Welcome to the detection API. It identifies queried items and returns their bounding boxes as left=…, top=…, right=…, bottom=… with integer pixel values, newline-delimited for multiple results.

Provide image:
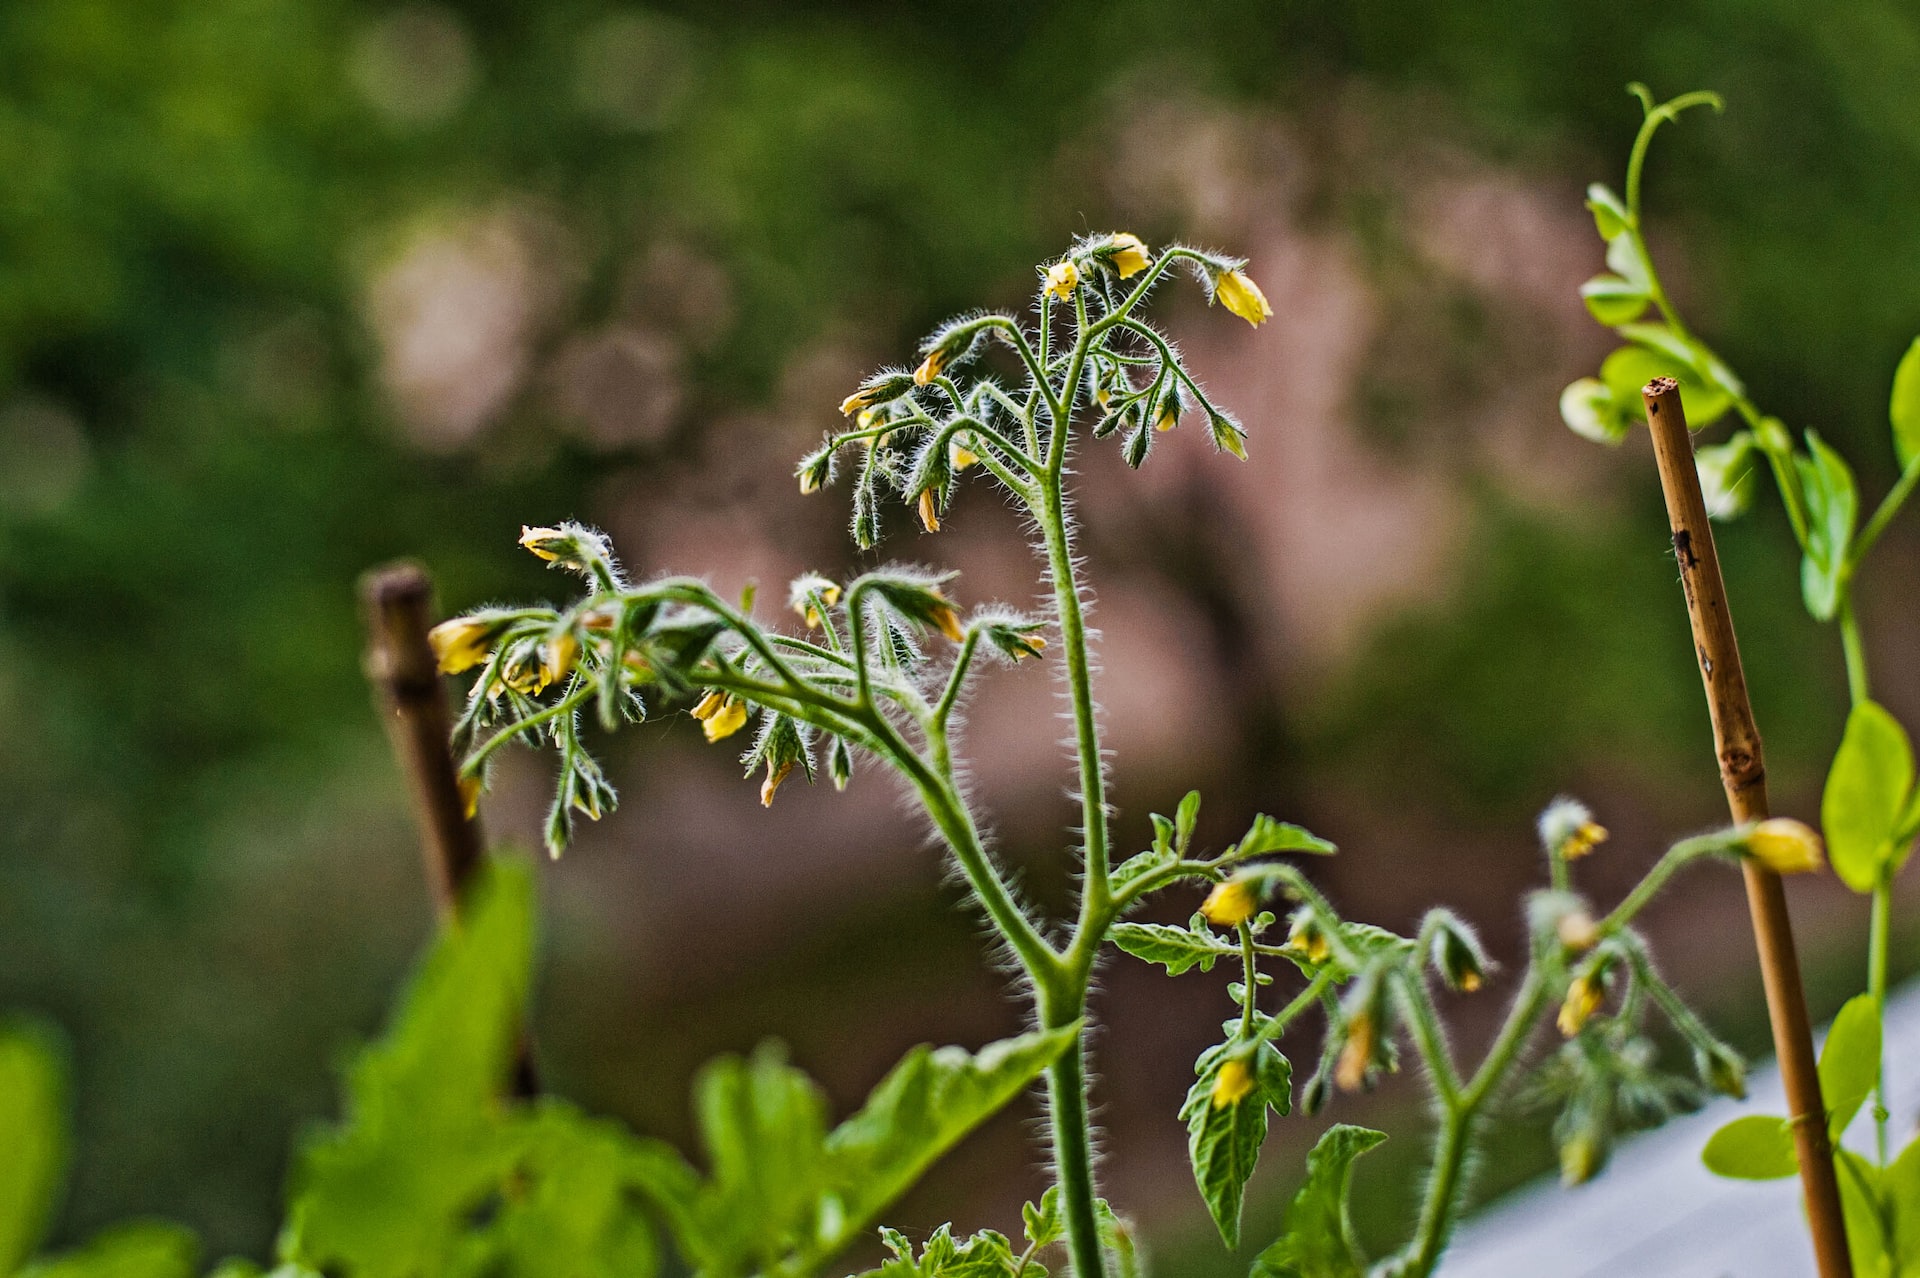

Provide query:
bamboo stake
left=362, top=561, right=540, bottom=1098
left=1641, top=377, right=1850, bottom=1278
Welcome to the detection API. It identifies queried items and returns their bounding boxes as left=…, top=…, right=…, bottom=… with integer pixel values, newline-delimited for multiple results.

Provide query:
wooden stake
left=362, top=561, right=540, bottom=1098
left=1642, top=377, right=1850, bottom=1278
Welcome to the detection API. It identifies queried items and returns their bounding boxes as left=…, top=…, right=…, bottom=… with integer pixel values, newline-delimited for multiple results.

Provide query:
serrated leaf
left=16, top=1223, right=198, bottom=1278
left=1824, top=700, right=1916, bottom=894
left=1701, top=1114, right=1797, bottom=1180
left=1798, top=430, right=1858, bottom=622
left=1249, top=1124, right=1387, bottom=1278
left=1022, top=1187, right=1062, bottom=1248
left=1180, top=1041, right=1292, bottom=1247
left=0, top=1020, right=66, bottom=1274
left=1819, top=995, right=1883, bottom=1141
left=1232, top=814, right=1336, bottom=860
left=691, top=1043, right=831, bottom=1267
left=281, top=860, right=536, bottom=1278
left=815, top=1026, right=1075, bottom=1261
left=1891, top=337, right=1920, bottom=470
left=1110, top=923, right=1237, bottom=975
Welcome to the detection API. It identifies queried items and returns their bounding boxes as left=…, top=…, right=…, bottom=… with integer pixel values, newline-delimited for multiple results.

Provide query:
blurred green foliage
left=4, top=0, right=1920, bottom=1261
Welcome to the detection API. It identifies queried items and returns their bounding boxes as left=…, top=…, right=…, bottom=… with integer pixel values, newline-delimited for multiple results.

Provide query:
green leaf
left=1022, top=1187, right=1062, bottom=1248
left=1798, top=430, right=1859, bottom=622
left=816, top=1026, right=1076, bottom=1260
left=1092, top=1201, right=1140, bottom=1278
left=1180, top=1040, right=1292, bottom=1247
left=688, top=1042, right=832, bottom=1269
left=1586, top=184, right=1630, bottom=240
left=1559, top=377, right=1628, bottom=446
left=1604, top=230, right=1650, bottom=290
left=1701, top=1115, right=1797, bottom=1180
left=16, top=1223, right=197, bottom=1278
left=851, top=1225, right=1022, bottom=1278
left=472, top=1103, right=660, bottom=1278
left=1836, top=1151, right=1891, bottom=1275
left=1695, top=432, right=1757, bottom=521
left=280, top=859, right=536, bottom=1278
left=1890, top=336, right=1920, bottom=470
left=1110, top=922, right=1237, bottom=975
left=1884, top=1136, right=1920, bottom=1269
left=1819, top=995, right=1883, bottom=1141
left=1232, top=814, right=1336, bottom=860
left=1579, top=274, right=1650, bottom=326
left=1603, top=337, right=1732, bottom=427
left=1824, top=700, right=1916, bottom=894
left=1175, top=790, right=1201, bottom=853
left=0, top=1020, right=67, bottom=1274
left=1249, top=1125, right=1388, bottom=1278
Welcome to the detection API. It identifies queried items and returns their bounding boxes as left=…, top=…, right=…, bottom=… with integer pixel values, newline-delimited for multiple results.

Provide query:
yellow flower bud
left=1200, top=878, right=1260, bottom=929
left=428, top=616, right=497, bottom=674
left=917, top=489, right=941, bottom=533
left=1746, top=818, right=1826, bottom=876
left=1105, top=232, right=1151, bottom=279
left=1563, top=820, right=1608, bottom=860
left=458, top=773, right=483, bottom=820
left=1154, top=398, right=1180, bottom=432
left=1557, top=975, right=1604, bottom=1036
left=1211, top=1056, right=1255, bottom=1108
left=1285, top=911, right=1331, bottom=964
left=791, top=581, right=842, bottom=629
left=913, top=347, right=949, bottom=387
left=518, top=525, right=571, bottom=562
left=1214, top=269, right=1272, bottom=327
left=927, top=594, right=966, bottom=643
left=760, top=759, right=795, bottom=807
left=1335, top=1012, right=1375, bottom=1092
left=949, top=440, right=979, bottom=471
left=1045, top=259, right=1080, bottom=302
left=541, top=631, right=579, bottom=687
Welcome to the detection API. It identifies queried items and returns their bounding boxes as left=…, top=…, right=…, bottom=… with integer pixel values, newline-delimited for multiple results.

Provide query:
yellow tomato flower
left=1211, top=1056, right=1255, bottom=1108
left=1558, top=975, right=1605, bottom=1036
left=791, top=582, right=842, bottom=629
left=1746, top=818, right=1826, bottom=875
left=913, top=347, right=949, bottom=387
left=458, top=773, right=483, bottom=820
left=949, top=439, right=979, bottom=471
left=1154, top=398, right=1180, bottom=432
left=1285, top=912, right=1331, bottom=964
left=1214, top=269, right=1272, bottom=326
left=927, top=593, right=966, bottom=643
left=1200, top=878, right=1260, bottom=929
left=518, top=525, right=571, bottom=562
left=1106, top=232, right=1151, bottom=278
left=1563, top=820, right=1609, bottom=860
left=1335, top=1013, right=1375, bottom=1092
left=917, top=489, right=942, bottom=533
left=1045, top=259, right=1080, bottom=302
left=428, top=616, right=496, bottom=674
left=541, top=631, right=579, bottom=687
left=692, top=692, right=748, bottom=743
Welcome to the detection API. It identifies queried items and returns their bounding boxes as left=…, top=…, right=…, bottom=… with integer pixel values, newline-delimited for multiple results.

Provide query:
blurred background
left=5, top=0, right=1920, bottom=1270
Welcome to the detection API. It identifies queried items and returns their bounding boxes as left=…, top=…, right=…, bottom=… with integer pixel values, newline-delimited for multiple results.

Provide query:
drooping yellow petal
left=1210, top=1057, right=1255, bottom=1108
left=917, top=489, right=941, bottom=533
left=518, top=525, right=570, bottom=561
left=928, top=599, right=966, bottom=643
left=913, top=347, right=950, bottom=387
left=428, top=617, right=495, bottom=674
left=1562, top=820, right=1609, bottom=860
left=1557, top=976, right=1604, bottom=1037
left=458, top=773, right=483, bottom=820
left=1200, top=879, right=1259, bottom=929
left=1107, top=232, right=1151, bottom=278
left=702, top=697, right=748, bottom=742
left=1335, top=1013, right=1375, bottom=1092
left=1214, top=269, right=1273, bottom=326
left=1045, top=259, right=1080, bottom=302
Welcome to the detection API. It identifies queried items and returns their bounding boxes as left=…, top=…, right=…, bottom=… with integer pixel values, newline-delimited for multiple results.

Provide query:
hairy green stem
left=1039, top=979, right=1106, bottom=1278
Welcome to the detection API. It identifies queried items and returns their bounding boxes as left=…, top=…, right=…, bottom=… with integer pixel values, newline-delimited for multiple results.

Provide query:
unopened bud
left=1200, top=877, right=1261, bottom=929
left=1745, top=818, right=1825, bottom=876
